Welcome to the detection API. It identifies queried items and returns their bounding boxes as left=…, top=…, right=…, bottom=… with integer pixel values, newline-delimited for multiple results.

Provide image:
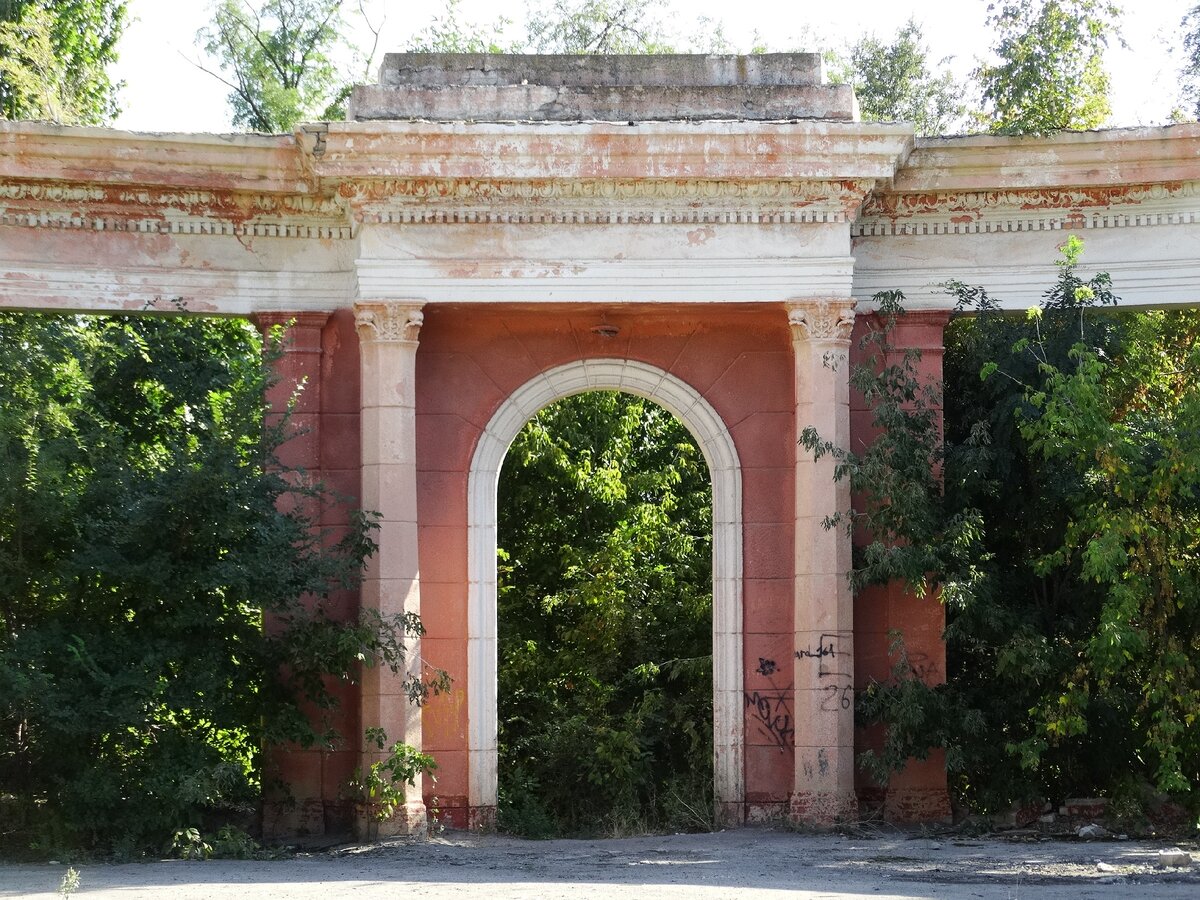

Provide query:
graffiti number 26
left=820, top=684, right=852, bottom=712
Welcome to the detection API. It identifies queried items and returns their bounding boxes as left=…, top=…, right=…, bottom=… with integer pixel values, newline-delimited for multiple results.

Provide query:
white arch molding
left=465, top=358, right=745, bottom=822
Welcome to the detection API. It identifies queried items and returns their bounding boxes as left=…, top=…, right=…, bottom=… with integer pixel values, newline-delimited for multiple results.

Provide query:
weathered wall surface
left=412, top=303, right=795, bottom=826
left=3, top=111, right=1199, bottom=836
left=257, top=310, right=363, bottom=839
left=847, top=311, right=952, bottom=822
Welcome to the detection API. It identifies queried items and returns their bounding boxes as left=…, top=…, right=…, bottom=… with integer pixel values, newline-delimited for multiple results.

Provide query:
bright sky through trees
left=113, top=0, right=1190, bottom=133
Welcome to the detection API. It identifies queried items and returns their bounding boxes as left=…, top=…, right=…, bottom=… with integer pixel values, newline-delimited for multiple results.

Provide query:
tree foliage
left=496, top=392, right=714, bottom=836
left=407, top=0, right=517, bottom=54
left=0, top=312, right=424, bottom=857
left=1004, top=287, right=1200, bottom=795
left=829, top=20, right=965, bottom=136
left=803, top=240, right=1200, bottom=817
left=198, top=0, right=350, bottom=132
left=0, top=0, right=127, bottom=124
left=974, top=0, right=1121, bottom=134
left=1180, top=5, right=1200, bottom=120
left=526, top=0, right=674, bottom=54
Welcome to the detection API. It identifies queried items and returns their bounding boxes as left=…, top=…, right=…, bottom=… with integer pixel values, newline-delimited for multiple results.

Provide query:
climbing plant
left=805, top=240, right=1200, bottom=818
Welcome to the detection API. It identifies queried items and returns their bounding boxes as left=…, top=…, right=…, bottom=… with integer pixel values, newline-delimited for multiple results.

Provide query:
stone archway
left=465, top=359, right=745, bottom=822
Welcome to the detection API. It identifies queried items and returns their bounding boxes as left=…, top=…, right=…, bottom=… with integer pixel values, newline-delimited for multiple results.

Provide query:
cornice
left=893, top=125, right=1200, bottom=192
left=854, top=125, right=1200, bottom=237
left=317, top=120, right=915, bottom=182
left=0, top=122, right=315, bottom=192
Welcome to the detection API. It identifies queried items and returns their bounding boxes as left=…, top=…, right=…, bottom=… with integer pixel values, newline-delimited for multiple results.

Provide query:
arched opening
left=496, top=390, right=711, bottom=833
left=467, top=360, right=744, bottom=825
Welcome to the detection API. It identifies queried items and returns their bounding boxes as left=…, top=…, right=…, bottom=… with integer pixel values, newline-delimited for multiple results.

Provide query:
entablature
left=857, top=125, right=1200, bottom=237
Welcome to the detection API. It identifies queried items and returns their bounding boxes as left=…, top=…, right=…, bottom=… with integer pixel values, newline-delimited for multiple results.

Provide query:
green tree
left=0, top=312, right=427, bottom=856
left=0, top=0, right=127, bottom=124
left=497, top=392, right=714, bottom=836
left=1005, top=292, right=1200, bottom=795
left=526, top=0, right=674, bottom=53
left=1180, top=5, right=1200, bottom=120
left=198, top=0, right=349, bottom=132
left=830, top=20, right=966, bottom=135
left=804, top=240, right=1200, bottom=817
left=935, top=241, right=1141, bottom=809
left=974, top=0, right=1122, bottom=135
left=407, top=0, right=517, bottom=54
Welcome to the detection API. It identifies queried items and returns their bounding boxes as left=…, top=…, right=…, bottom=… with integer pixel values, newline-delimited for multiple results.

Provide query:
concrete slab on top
left=349, top=53, right=856, bottom=123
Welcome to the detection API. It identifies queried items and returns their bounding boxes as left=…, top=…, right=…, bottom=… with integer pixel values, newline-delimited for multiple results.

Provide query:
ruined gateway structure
left=2, top=54, right=1199, bottom=837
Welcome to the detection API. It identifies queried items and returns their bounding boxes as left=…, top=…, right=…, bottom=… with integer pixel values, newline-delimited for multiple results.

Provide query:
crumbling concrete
left=348, top=53, right=856, bottom=122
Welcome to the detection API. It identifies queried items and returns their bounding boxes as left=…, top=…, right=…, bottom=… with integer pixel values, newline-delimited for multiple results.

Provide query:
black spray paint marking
left=744, top=690, right=794, bottom=751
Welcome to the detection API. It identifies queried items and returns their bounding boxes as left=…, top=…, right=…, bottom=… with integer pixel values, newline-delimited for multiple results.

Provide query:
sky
left=111, top=0, right=1195, bottom=133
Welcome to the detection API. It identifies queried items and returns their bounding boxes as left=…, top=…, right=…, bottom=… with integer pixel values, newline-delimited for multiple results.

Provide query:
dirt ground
left=3, top=828, right=1199, bottom=899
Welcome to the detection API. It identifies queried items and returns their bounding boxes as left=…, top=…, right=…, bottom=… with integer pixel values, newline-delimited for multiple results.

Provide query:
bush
left=0, top=312, right=421, bottom=857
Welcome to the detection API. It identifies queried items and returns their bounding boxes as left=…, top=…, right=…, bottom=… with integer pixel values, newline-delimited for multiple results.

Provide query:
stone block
left=377, top=53, right=825, bottom=89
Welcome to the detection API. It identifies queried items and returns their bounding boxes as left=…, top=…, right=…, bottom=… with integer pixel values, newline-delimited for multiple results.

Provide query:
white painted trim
left=852, top=254, right=1200, bottom=311
left=466, top=359, right=744, bottom=815
left=0, top=259, right=354, bottom=314
left=357, top=257, right=854, bottom=305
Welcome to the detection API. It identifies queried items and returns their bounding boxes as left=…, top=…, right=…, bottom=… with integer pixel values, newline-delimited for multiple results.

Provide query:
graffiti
left=906, top=650, right=936, bottom=681
left=820, top=684, right=853, bottom=712
left=745, top=690, right=794, bottom=750
left=756, top=657, right=777, bottom=676
left=795, top=639, right=837, bottom=661
left=796, top=633, right=851, bottom=682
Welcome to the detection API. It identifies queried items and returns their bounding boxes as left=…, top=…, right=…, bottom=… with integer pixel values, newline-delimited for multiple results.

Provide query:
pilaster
left=355, top=300, right=428, bottom=836
left=252, top=311, right=333, bottom=839
left=787, top=298, right=859, bottom=825
left=879, top=309, right=953, bottom=822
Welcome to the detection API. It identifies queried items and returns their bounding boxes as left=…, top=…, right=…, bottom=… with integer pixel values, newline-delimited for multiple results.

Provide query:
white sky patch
left=111, top=0, right=1194, bottom=134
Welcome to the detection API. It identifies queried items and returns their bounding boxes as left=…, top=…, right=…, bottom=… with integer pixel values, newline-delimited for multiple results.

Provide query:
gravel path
left=3, top=828, right=1198, bottom=899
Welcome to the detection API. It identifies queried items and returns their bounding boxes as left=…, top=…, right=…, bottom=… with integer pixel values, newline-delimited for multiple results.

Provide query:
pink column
left=354, top=301, right=427, bottom=836
left=253, top=311, right=331, bottom=838
left=787, top=298, right=859, bottom=824
left=880, top=309, right=952, bottom=822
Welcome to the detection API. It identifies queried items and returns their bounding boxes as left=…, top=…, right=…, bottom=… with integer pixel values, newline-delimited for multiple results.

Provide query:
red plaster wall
left=258, top=302, right=955, bottom=834
left=413, top=303, right=796, bottom=825
left=848, top=310, right=952, bottom=822
left=317, top=309, right=365, bottom=831
left=258, top=310, right=363, bottom=839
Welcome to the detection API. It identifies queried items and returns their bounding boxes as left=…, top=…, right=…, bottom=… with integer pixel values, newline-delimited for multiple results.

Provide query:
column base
left=356, top=799, right=428, bottom=842
left=883, top=787, right=953, bottom=823
left=262, top=798, right=326, bottom=842
left=468, top=805, right=497, bottom=831
left=715, top=801, right=745, bottom=828
left=789, top=790, right=859, bottom=827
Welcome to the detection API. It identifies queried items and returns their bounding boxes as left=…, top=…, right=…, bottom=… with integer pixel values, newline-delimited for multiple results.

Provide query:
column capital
left=355, top=301, right=425, bottom=344
left=786, top=298, right=856, bottom=344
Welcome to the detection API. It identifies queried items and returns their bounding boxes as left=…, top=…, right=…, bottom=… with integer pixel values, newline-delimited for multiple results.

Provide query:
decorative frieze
left=855, top=181, right=1200, bottom=237
left=0, top=179, right=352, bottom=239
left=341, top=177, right=877, bottom=226
left=354, top=302, right=424, bottom=343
